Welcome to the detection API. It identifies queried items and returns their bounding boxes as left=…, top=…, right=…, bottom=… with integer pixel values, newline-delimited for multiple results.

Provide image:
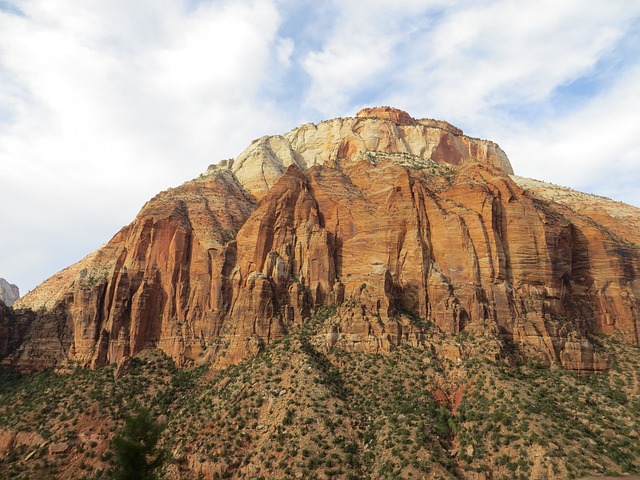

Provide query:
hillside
left=1, top=311, right=638, bottom=479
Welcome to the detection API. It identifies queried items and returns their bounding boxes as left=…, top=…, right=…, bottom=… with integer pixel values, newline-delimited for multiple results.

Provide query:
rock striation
left=8, top=108, right=640, bottom=373
left=0, top=278, right=19, bottom=307
left=209, top=106, right=513, bottom=199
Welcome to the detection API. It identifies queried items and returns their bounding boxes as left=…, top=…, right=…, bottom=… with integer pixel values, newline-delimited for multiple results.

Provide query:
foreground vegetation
left=0, top=310, right=638, bottom=479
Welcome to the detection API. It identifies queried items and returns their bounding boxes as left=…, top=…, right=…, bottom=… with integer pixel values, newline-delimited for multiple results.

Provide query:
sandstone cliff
left=0, top=279, right=19, bottom=307
left=9, top=108, right=640, bottom=373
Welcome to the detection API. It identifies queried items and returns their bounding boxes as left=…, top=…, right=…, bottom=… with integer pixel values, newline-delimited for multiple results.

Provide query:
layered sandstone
left=12, top=170, right=256, bottom=369
left=511, top=176, right=640, bottom=247
left=9, top=108, right=640, bottom=372
left=208, top=107, right=513, bottom=199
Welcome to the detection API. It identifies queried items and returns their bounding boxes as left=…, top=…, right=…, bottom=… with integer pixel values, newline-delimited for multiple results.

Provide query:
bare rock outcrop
left=0, top=278, right=19, bottom=307
left=356, top=106, right=417, bottom=125
left=214, top=107, right=513, bottom=200
left=9, top=108, right=640, bottom=373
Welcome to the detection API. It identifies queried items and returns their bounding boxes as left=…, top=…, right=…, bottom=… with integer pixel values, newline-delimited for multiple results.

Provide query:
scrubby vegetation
left=0, top=309, right=638, bottom=479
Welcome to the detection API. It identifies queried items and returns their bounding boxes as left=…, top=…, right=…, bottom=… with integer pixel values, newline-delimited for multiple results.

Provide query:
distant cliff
left=0, top=278, right=19, bottom=307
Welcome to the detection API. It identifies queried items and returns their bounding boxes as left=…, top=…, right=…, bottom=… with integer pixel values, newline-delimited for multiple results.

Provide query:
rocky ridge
left=209, top=106, right=512, bottom=199
left=7, top=107, right=640, bottom=373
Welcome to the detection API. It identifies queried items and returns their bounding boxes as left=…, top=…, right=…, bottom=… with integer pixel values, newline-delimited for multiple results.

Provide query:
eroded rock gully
left=6, top=108, right=639, bottom=373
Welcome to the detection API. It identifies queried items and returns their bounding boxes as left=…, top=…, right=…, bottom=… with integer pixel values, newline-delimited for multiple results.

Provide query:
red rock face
left=7, top=110, right=640, bottom=372
left=221, top=160, right=638, bottom=370
left=356, top=106, right=417, bottom=125
left=9, top=170, right=256, bottom=369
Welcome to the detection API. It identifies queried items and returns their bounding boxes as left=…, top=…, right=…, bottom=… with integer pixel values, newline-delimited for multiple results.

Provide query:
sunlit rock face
left=0, top=279, right=19, bottom=307
left=9, top=108, right=639, bottom=373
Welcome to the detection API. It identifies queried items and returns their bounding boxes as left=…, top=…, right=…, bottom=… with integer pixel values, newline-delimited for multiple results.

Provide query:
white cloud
left=392, top=0, right=635, bottom=121
left=276, top=37, right=294, bottom=67
left=0, top=0, right=292, bottom=292
left=299, top=0, right=450, bottom=114
left=502, top=65, right=640, bottom=207
left=151, top=2, right=279, bottom=99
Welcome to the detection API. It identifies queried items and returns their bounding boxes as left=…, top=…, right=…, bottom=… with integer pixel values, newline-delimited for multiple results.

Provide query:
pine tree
left=111, top=408, right=166, bottom=480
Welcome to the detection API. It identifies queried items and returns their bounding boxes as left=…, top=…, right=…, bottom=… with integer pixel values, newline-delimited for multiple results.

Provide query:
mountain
left=8, top=107, right=639, bottom=373
left=0, top=279, right=19, bottom=307
left=1, top=107, right=639, bottom=479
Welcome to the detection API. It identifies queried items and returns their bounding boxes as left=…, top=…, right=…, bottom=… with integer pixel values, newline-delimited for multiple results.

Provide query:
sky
left=1, top=0, right=639, bottom=295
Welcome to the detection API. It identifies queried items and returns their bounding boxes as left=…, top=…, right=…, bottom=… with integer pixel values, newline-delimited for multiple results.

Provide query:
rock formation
left=7, top=107, right=640, bottom=373
left=0, top=300, right=32, bottom=358
left=0, top=279, right=19, bottom=307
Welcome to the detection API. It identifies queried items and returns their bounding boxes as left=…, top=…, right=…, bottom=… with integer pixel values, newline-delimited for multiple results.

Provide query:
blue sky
left=1, top=0, right=639, bottom=294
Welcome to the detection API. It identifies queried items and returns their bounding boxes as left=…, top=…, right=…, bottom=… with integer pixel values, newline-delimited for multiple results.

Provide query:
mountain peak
left=355, top=106, right=465, bottom=135
left=355, top=106, right=416, bottom=125
left=211, top=109, right=512, bottom=200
